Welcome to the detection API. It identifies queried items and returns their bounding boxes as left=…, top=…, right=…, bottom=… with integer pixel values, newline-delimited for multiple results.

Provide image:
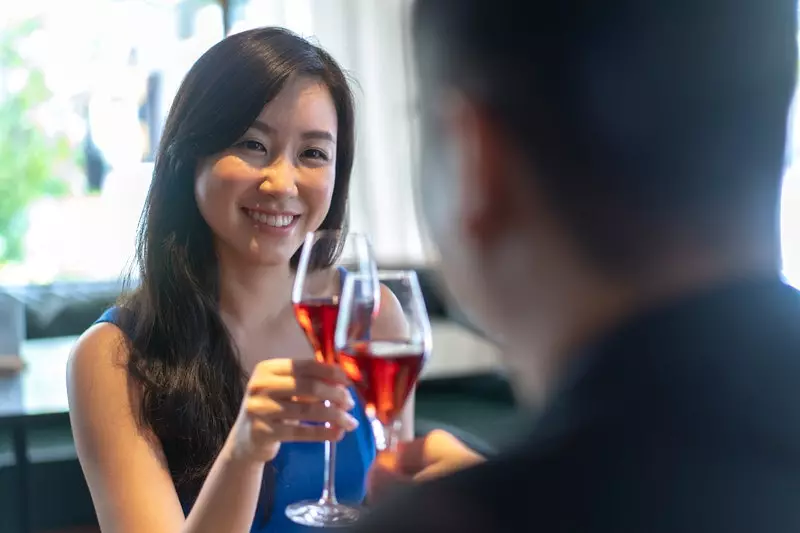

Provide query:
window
left=2, top=2, right=796, bottom=286
left=0, top=0, right=225, bottom=285
left=783, top=163, right=800, bottom=288
left=781, top=33, right=800, bottom=288
left=0, top=0, right=427, bottom=288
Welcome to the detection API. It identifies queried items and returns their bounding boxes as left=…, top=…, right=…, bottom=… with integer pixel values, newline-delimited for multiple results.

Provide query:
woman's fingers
left=291, top=359, right=351, bottom=384
left=254, top=358, right=351, bottom=384
left=249, top=374, right=354, bottom=409
left=240, top=359, right=361, bottom=446
left=278, top=401, right=360, bottom=430
left=282, top=423, right=347, bottom=442
left=253, top=418, right=346, bottom=442
left=245, top=396, right=359, bottom=430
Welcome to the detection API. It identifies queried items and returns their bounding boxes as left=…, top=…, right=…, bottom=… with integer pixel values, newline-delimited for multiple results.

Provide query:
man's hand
left=367, top=429, right=485, bottom=502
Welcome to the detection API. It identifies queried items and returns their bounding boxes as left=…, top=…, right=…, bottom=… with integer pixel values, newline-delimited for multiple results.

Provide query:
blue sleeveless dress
left=95, top=304, right=376, bottom=533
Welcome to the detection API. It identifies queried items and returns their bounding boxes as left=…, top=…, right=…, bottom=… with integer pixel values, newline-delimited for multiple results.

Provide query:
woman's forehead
left=253, top=76, right=338, bottom=136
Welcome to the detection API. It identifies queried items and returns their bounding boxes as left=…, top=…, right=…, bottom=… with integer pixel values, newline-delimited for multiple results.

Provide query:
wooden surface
left=0, top=320, right=504, bottom=419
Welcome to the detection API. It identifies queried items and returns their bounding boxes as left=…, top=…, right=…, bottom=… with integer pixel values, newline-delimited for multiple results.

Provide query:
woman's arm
left=67, top=323, right=263, bottom=533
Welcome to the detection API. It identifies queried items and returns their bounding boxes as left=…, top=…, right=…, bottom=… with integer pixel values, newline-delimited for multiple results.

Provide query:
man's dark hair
left=412, top=0, right=798, bottom=276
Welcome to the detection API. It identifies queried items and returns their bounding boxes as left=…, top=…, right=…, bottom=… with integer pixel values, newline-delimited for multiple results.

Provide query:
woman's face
left=195, top=75, right=339, bottom=267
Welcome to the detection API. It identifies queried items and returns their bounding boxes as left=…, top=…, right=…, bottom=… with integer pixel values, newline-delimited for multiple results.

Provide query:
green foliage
left=0, top=18, right=75, bottom=263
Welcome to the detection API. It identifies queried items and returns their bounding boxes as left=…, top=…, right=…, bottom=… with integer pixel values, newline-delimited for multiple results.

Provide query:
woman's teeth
left=245, top=209, right=295, bottom=228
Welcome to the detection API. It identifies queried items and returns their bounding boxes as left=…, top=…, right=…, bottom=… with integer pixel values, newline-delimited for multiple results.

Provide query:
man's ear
left=445, top=95, right=518, bottom=247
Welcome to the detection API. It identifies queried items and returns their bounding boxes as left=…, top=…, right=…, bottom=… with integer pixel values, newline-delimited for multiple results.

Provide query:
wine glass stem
left=383, top=419, right=401, bottom=454
left=320, top=409, right=338, bottom=504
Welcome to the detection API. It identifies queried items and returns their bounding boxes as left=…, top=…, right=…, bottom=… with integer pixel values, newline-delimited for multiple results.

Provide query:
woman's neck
left=217, top=256, right=295, bottom=331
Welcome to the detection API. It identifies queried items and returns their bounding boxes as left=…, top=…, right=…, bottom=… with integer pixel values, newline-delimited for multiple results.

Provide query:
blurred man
left=353, top=0, right=800, bottom=531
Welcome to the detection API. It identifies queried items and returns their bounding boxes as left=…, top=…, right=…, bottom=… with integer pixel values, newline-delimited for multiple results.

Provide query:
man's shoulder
left=351, top=455, right=526, bottom=533
left=349, top=429, right=618, bottom=533
left=350, top=410, right=800, bottom=533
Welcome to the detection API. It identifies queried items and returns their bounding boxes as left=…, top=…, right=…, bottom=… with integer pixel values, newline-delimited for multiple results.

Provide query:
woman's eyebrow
left=250, top=119, right=275, bottom=135
left=249, top=120, right=335, bottom=144
left=250, top=119, right=336, bottom=144
left=300, top=130, right=336, bottom=143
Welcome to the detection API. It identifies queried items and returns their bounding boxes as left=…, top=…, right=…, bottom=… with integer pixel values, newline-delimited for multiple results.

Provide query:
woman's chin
left=250, top=252, right=295, bottom=268
left=219, top=246, right=293, bottom=270
left=242, top=238, right=300, bottom=266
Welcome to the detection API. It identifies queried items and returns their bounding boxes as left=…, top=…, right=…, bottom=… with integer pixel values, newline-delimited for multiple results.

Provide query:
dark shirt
left=350, top=277, right=800, bottom=532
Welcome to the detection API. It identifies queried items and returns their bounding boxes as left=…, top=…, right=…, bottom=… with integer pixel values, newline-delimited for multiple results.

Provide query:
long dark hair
left=118, top=27, right=355, bottom=505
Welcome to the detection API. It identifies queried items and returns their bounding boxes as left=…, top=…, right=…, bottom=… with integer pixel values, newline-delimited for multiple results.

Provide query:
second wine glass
left=284, top=230, right=378, bottom=528
left=336, top=270, right=432, bottom=454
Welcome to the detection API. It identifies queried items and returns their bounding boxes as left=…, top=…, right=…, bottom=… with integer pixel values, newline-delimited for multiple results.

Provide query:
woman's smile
left=241, top=206, right=301, bottom=236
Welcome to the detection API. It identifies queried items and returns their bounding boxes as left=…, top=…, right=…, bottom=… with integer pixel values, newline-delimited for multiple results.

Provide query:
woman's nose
left=258, top=160, right=298, bottom=197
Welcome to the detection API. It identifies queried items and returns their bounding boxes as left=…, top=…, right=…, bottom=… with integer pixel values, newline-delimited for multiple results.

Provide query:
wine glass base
left=285, top=500, right=361, bottom=528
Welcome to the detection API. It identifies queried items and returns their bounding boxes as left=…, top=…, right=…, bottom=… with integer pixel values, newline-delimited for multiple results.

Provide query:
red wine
left=294, top=298, right=339, bottom=365
left=338, top=341, right=425, bottom=425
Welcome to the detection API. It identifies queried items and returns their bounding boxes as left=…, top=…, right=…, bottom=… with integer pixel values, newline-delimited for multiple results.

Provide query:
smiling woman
left=66, top=28, right=376, bottom=533
left=194, top=75, right=341, bottom=267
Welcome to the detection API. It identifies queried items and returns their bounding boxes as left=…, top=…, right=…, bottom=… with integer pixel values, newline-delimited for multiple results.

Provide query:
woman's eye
left=238, top=140, right=267, bottom=153
left=302, top=148, right=329, bottom=161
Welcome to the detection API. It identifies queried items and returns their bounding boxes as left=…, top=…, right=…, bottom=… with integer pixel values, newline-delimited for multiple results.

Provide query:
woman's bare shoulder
left=67, top=323, right=185, bottom=531
left=68, top=322, right=130, bottom=376
left=67, top=321, right=147, bottom=445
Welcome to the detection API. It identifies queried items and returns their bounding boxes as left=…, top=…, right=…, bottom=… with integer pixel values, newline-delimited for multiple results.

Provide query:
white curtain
left=782, top=168, right=800, bottom=286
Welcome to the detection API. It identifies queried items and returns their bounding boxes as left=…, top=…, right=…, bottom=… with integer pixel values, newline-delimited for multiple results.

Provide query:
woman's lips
left=242, top=207, right=300, bottom=234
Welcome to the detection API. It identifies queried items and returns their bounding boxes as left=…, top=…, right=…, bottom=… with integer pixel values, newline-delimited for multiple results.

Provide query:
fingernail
left=345, top=413, right=359, bottom=430
left=345, top=390, right=356, bottom=409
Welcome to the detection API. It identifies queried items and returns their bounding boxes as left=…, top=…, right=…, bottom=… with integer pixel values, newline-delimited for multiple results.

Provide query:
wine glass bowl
left=336, top=270, right=432, bottom=453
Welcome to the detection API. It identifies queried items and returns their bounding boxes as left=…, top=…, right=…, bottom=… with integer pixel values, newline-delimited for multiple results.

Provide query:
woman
left=67, top=27, right=481, bottom=533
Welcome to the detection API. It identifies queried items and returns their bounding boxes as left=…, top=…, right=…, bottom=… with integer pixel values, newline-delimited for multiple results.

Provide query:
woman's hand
left=366, top=429, right=486, bottom=502
left=226, top=358, right=359, bottom=464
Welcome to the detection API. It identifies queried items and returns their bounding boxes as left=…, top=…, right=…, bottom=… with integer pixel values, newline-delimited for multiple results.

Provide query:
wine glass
left=336, top=270, right=432, bottom=455
left=285, top=230, right=379, bottom=528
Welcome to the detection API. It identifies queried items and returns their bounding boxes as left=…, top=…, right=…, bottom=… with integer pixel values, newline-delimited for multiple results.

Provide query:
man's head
left=412, top=0, right=797, bottom=389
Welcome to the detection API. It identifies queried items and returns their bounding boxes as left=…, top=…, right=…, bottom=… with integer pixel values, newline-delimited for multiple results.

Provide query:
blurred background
left=1, top=0, right=799, bottom=290
left=0, top=1, right=798, bottom=531
left=0, top=0, right=427, bottom=286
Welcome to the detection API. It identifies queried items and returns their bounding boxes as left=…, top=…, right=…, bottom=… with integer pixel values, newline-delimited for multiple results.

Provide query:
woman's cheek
left=301, top=171, right=336, bottom=224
